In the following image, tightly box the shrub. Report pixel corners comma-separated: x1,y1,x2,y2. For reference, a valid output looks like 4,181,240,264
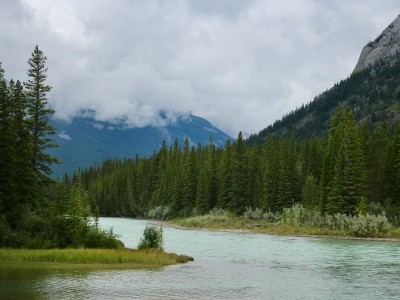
84,227,124,249
138,225,163,251
277,204,392,237
243,207,263,220
263,210,281,223
148,206,171,220
209,208,231,217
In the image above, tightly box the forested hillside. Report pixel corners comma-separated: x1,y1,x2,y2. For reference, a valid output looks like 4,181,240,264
49,114,231,177
246,53,400,144
74,106,400,225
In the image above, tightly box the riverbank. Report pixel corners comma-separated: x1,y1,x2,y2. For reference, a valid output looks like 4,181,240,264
0,248,193,270
170,215,400,241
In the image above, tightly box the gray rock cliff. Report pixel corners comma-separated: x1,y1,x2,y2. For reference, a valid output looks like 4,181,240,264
353,14,400,73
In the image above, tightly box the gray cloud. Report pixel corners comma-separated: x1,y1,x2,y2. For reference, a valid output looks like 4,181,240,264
1,0,399,136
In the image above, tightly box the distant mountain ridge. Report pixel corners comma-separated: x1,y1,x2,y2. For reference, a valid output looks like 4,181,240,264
247,14,400,144
49,114,231,176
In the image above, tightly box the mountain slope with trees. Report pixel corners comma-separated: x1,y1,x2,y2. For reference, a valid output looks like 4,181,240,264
74,107,400,230
49,114,231,177
247,15,400,144
68,16,400,238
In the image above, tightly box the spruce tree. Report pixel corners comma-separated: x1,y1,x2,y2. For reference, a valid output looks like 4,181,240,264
320,105,345,214
385,124,400,208
24,45,58,187
325,107,366,214
368,125,389,204
262,136,280,211
218,139,234,210
0,64,14,220
181,138,197,216
231,132,247,214
11,80,36,218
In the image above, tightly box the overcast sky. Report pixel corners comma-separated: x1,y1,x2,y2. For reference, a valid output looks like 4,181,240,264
1,0,399,136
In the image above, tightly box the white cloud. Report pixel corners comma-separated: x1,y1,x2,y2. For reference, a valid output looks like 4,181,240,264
0,0,399,136
58,131,71,140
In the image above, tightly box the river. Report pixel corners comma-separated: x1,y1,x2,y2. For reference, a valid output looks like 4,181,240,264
1,217,399,299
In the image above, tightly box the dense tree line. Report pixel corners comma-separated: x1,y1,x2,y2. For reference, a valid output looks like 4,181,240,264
77,106,400,224
0,47,120,248
0,46,57,230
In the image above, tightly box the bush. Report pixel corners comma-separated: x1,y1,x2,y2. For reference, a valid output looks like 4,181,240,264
349,213,392,237
243,207,263,220
84,227,124,249
209,208,231,217
138,225,163,251
148,206,171,220
277,204,392,237
263,210,282,223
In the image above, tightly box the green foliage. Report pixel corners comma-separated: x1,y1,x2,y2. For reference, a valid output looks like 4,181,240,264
24,45,58,187
247,52,400,143
302,175,320,209
0,49,125,249
174,209,236,229
72,105,400,237
84,228,124,249
242,204,392,237
278,204,391,237
321,106,366,215
138,225,164,251
148,206,171,220
243,207,263,221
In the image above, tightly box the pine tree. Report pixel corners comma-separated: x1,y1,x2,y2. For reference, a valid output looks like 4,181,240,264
218,139,234,210
231,132,247,214
0,64,15,221
11,80,36,217
181,138,198,216
368,125,389,204
24,45,58,187
68,173,90,246
302,175,320,209
262,136,280,211
320,105,345,213
385,124,400,208
325,107,366,214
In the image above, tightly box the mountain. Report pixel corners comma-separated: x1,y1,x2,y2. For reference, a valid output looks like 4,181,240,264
247,14,400,144
49,114,231,177
353,15,400,73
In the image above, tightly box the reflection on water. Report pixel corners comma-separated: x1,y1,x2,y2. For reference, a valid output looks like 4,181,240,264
1,218,400,299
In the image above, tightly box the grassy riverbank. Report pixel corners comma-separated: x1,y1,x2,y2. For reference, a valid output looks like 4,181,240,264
171,208,400,240
0,248,193,270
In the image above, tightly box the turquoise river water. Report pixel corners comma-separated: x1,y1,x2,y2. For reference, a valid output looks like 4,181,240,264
1,217,399,299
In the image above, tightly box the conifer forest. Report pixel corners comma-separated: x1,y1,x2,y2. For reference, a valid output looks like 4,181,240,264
76,105,400,226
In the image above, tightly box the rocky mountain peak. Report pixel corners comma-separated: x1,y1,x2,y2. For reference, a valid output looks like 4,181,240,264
353,14,400,73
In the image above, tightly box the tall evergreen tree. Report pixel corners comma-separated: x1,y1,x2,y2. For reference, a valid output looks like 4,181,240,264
385,124,400,208
262,136,280,211
320,105,345,213
368,125,389,204
11,80,36,220
231,132,248,214
325,107,366,214
0,64,14,221
24,45,58,188
181,138,198,216
218,139,234,210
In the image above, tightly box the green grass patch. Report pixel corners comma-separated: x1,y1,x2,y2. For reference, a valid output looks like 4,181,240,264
0,248,193,269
